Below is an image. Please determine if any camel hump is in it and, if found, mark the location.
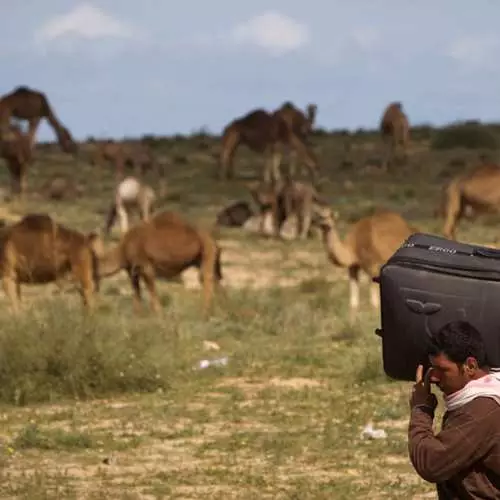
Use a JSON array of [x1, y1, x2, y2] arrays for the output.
[[13, 86, 33, 94], [18, 213, 55, 232]]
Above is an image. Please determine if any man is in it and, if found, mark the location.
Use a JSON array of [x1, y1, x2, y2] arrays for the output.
[[408, 320, 500, 499]]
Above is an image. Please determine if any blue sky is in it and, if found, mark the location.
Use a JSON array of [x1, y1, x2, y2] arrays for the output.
[[2, 1, 500, 141]]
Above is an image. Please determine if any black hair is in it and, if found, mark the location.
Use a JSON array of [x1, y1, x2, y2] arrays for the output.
[[428, 320, 488, 368]]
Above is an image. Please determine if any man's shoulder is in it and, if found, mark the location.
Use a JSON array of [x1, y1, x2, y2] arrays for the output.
[[450, 397, 500, 423]]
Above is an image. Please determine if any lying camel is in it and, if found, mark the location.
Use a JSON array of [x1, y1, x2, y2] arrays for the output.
[[219, 108, 318, 183], [104, 176, 156, 236], [96, 211, 223, 314], [379, 101, 410, 171], [0, 86, 77, 154], [0, 124, 33, 197], [314, 208, 415, 321], [440, 163, 500, 240], [249, 178, 328, 239], [215, 201, 255, 228], [0, 214, 100, 312]]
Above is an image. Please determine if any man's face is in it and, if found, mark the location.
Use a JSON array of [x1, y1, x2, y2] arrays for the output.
[[428, 352, 473, 396]]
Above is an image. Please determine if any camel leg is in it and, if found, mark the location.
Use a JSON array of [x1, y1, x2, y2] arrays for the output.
[[2, 272, 20, 314], [370, 279, 380, 310], [128, 267, 144, 313], [71, 252, 95, 310], [141, 266, 161, 314], [288, 149, 298, 179], [270, 149, 282, 184], [348, 266, 360, 324], [199, 255, 215, 316], [104, 203, 118, 236], [443, 184, 463, 240], [219, 131, 239, 180], [27, 117, 42, 149], [117, 201, 129, 236]]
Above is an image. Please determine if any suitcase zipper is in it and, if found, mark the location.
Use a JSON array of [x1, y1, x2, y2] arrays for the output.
[[387, 256, 500, 280]]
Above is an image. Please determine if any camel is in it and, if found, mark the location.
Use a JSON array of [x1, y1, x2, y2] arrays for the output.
[[249, 178, 328, 239], [0, 214, 100, 312], [0, 124, 33, 197], [0, 86, 77, 154], [440, 163, 500, 240], [314, 208, 415, 321], [215, 201, 255, 228], [379, 101, 410, 171], [91, 140, 158, 179], [95, 211, 223, 314], [104, 176, 156, 236], [219, 108, 319, 183]]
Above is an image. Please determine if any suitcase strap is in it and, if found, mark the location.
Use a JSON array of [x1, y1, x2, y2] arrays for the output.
[[402, 242, 500, 260]]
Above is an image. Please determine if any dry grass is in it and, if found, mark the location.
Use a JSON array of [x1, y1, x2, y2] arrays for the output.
[[0, 127, 498, 499]]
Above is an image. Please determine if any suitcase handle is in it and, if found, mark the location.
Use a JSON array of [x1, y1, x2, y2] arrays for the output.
[[473, 248, 500, 259]]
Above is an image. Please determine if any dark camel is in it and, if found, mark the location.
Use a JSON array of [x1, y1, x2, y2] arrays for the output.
[[219, 108, 319, 183], [0, 86, 77, 154], [379, 101, 410, 171]]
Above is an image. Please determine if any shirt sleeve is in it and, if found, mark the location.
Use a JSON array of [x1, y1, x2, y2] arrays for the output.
[[408, 403, 492, 483]]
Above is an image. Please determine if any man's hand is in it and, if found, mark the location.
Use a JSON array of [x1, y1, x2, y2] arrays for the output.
[[410, 364, 438, 411]]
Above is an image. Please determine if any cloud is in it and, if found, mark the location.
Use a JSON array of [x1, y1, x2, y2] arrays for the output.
[[35, 3, 140, 44], [446, 34, 500, 68], [230, 11, 309, 56], [350, 27, 381, 51]]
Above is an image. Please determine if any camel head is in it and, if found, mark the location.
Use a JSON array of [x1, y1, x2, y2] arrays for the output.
[[306, 103, 317, 127], [57, 126, 78, 155], [312, 205, 338, 232]]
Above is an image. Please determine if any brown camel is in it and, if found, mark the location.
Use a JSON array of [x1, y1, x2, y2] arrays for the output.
[[440, 163, 500, 240], [0, 86, 77, 154], [0, 124, 33, 197], [104, 176, 156, 236], [249, 178, 328, 239], [91, 140, 158, 179], [95, 211, 223, 314], [314, 208, 415, 321], [219, 108, 319, 183], [379, 101, 410, 171], [0, 214, 100, 312]]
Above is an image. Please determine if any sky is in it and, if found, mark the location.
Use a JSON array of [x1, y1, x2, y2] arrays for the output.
[[2, 1, 500, 141]]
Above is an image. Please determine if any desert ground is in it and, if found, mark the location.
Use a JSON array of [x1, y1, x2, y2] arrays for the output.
[[0, 122, 498, 499]]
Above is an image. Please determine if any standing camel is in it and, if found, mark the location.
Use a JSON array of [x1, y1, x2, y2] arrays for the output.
[[0, 124, 33, 197], [95, 211, 223, 315], [274, 101, 318, 177], [219, 108, 319, 183], [379, 101, 410, 171], [104, 176, 156, 236], [314, 208, 415, 322], [0, 86, 77, 154]]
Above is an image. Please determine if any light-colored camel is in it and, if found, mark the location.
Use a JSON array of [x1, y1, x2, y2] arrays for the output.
[[219, 108, 318, 183], [314, 208, 415, 321], [0, 86, 77, 154], [0, 124, 33, 197], [379, 101, 410, 171], [95, 211, 223, 314], [0, 214, 100, 312], [104, 176, 156, 236], [91, 140, 158, 179], [440, 163, 500, 240], [249, 178, 328, 239]]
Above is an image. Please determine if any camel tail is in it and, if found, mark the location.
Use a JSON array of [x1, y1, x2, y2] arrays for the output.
[[90, 248, 100, 293]]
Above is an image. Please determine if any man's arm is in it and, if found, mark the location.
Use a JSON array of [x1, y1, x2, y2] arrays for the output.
[[408, 402, 492, 483]]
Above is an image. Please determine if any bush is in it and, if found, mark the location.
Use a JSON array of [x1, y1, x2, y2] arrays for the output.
[[431, 124, 498, 150]]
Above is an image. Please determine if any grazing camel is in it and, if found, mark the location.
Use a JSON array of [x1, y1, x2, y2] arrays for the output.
[[440, 163, 500, 240], [91, 140, 158, 179], [314, 208, 415, 321], [104, 176, 156, 236], [95, 211, 223, 314], [219, 108, 318, 183], [249, 178, 328, 239], [0, 124, 33, 197], [379, 101, 410, 171], [0, 214, 100, 312], [0, 86, 77, 154]]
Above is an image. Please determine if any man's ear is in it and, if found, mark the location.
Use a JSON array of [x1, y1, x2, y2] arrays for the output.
[[464, 357, 479, 375]]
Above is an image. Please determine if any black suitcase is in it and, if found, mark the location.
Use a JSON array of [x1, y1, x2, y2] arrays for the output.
[[375, 232, 500, 381]]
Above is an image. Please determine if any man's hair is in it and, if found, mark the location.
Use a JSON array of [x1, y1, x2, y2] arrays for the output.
[[428, 320, 488, 367]]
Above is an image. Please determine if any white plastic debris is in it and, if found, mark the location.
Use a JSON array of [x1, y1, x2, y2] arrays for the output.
[[361, 422, 387, 440], [197, 357, 229, 370]]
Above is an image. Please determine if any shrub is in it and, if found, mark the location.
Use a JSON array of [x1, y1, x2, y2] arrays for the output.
[[431, 124, 498, 150]]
